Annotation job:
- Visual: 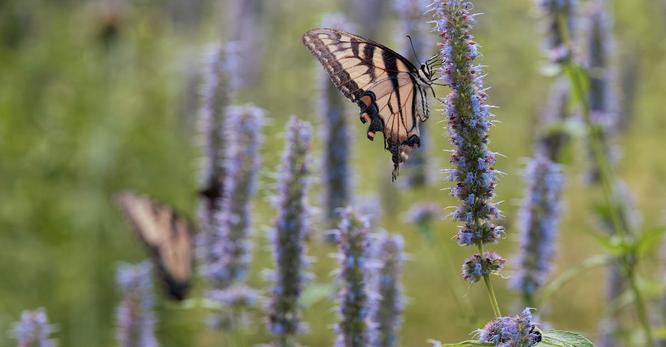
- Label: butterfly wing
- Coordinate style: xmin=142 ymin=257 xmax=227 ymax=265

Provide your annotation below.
xmin=303 ymin=28 xmax=429 ymax=178
xmin=115 ymin=192 xmax=194 ymax=301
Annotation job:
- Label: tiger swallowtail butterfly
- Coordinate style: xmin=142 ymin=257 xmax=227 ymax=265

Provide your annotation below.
xmin=302 ymin=28 xmax=438 ymax=180
xmin=115 ymin=192 xmax=194 ymax=301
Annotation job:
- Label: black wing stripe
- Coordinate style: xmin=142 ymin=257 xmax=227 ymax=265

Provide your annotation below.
xmin=362 ymin=44 xmax=376 ymax=81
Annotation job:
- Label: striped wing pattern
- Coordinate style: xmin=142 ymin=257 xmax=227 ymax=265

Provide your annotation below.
xmin=303 ymin=28 xmax=428 ymax=179
xmin=115 ymin=192 xmax=194 ymax=300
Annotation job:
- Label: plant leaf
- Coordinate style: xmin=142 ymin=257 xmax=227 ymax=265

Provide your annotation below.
xmin=634 ymin=226 xmax=666 ymax=256
xmin=540 ymin=330 xmax=595 ymax=347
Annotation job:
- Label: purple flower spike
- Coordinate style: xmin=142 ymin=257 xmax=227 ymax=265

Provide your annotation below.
xmin=478 ymin=308 xmax=541 ymax=347
xmin=197 ymin=44 xmax=230 ymax=268
xmin=319 ymin=14 xmax=353 ymax=230
xmin=202 ymin=105 xmax=264 ymax=326
xmin=434 ymin=0 xmax=505 ymax=282
xmin=13 ymin=308 xmax=56 ymax=347
xmin=336 ymin=208 xmax=372 ymax=347
xmin=368 ymin=232 xmax=405 ymax=347
xmin=511 ymin=156 xmax=563 ymax=298
xmin=267 ymin=117 xmax=312 ymax=344
xmin=535 ymin=0 xmax=578 ymax=63
xmin=402 ymin=202 xmax=442 ymax=225
xmin=536 ymin=78 xmax=571 ymax=162
xmin=462 ymin=252 xmax=505 ymax=283
xmin=116 ymin=262 xmax=158 ymax=347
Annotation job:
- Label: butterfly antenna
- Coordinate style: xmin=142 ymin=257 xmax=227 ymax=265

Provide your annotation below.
xmin=406 ymin=35 xmax=422 ymax=63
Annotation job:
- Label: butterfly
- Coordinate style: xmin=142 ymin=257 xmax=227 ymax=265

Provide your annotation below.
xmin=302 ymin=28 xmax=439 ymax=180
xmin=115 ymin=192 xmax=195 ymax=301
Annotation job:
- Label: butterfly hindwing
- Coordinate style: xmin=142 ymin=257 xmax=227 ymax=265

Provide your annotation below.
xmin=115 ymin=192 xmax=194 ymax=301
xmin=303 ymin=28 xmax=430 ymax=179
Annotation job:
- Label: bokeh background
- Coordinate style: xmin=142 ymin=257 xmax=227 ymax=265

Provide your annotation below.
xmin=1 ymin=0 xmax=666 ymax=346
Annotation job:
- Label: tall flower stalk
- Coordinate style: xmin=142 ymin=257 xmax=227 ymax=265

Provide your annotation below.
xmin=394 ymin=0 xmax=432 ymax=187
xmin=541 ymin=0 xmax=656 ymax=343
xmin=267 ymin=117 xmax=312 ymax=346
xmin=335 ymin=209 xmax=372 ymax=347
xmin=197 ymin=44 xmax=230 ymax=268
xmin=368 ymin=232 xmax=405 ymax=347
xmin=115 ymin=261 xmax=158 ymax=347
xmin=434 ymin=0 xmax=504 ymax=317
xmin=203 ymin=105 xmax=264 ymax=327
xmin=13 ymin=308 xmax=56 ymax=347
xmin=511 ymin=156 xmax=564 ymax=306
xmin=536 ymin=78 xmax=571 ymax=162
xmin=319 ymin=14 xmax=352 ymax=231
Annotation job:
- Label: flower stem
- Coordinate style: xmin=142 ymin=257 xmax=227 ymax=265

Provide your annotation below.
xmin=478 ymin=242 xmax=501 ymax=318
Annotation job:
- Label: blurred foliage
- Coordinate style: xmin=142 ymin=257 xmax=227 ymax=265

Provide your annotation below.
xmin=0 ymin=0 xmax=665 ymax=346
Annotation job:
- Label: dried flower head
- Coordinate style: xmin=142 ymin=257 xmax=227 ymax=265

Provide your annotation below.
xmin=462 ymin=252 xmax=505 ymax=283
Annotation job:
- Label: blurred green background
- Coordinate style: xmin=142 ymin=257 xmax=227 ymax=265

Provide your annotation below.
xmin=1 ymin=0 xmax=666 ymax=346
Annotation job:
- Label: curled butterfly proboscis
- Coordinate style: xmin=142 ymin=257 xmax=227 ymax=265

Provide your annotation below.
xmin=302 ymin=28 xmax=439 ymax=180
xmin=115 ymin=192 xmax=195 ymax=301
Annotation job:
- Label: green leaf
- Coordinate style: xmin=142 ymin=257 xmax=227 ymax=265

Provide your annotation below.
xmin=540 ymin=330 xmax=595 ymax=347
xmin=634 ymin=226 xmax=666 ymax=256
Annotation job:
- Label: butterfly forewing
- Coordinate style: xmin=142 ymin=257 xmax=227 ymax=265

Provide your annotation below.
xmin=115 ymin=192 xmax=194 ymax=301
xmin=303 ymin=28 xmax=430 ymax=179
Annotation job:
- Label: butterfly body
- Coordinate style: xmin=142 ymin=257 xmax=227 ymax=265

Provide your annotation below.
xmin=115 ymin=192 xmax=194 ymax=300
xmin=303 ymin=28 xmax=436 ymax=179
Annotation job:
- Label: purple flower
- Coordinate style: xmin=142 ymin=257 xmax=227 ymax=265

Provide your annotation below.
xmin=202 ymin=105 xmax=264 ymax=324
xmin=319 ymin=14 xmax=353 ymax=230
xmin=368 ymin=232 xmax=405 ymax=347
xmin=598 ymin=264 xmax=623 ymax=347
xmin=434 ymin=0 xmax=504 ymax=280
xmin=511 ymin=156 xmax=563 ymax=298
xmin=583 ymin=0 xmax=619 ymax=183
xmin=336 ymin=208 xmax=372 ymax=347
xmin=197 ymin=44 xmax=230 ymax=269
xmin=536 ymin=78 xmax=571 ymax=162
xmin=13 ymin=308 xmax=55 ymax=347
xmin=478 ymin=308 xmax=541 ymax=347
xmin=267 ymin=117 xmax=312 ymax=343
xmin=535 ymin=0 xmax=578 ymax=63
xmin=116 ymin=262 xmax=158 ymax=347
xmin=462 ymin=252 xmax=505 ymax=283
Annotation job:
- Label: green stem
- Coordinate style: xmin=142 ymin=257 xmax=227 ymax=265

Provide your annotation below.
xmin=477 ymin=242 xmax=502 ymax=317
xmin=555 ymin=11 xmax=655 ymax=347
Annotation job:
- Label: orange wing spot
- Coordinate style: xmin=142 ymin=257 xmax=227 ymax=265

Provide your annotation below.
xmin=360 ymin=94 xmax=373 ymax=106
xmin=367 ymin=131 xmax=375 ymax=141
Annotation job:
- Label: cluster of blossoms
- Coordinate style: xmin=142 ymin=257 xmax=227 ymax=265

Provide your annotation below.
xmin=434 ymin=0 xmax=504 ymax=282
xmin=536 ymin=79 xmax=571 ymax=162
xmin=511 ymin=156 xmax=564 ymax=298
xmin=335 ymin=209 xmax=372 ymax=347
xmin=203 ymin=105 xmax=264 ymax=326
xmin=368 ymin=232 xmax=405 ymax=347
xmin=115 ymin=262 xmax=157 ymax=347
xmin=266 ymin=117 xmax=312 ymax=343
xmin=478 ymin=309 xmax=542 ymax=347
xmin=197 ymin=44 xmax=229 ymax=267
xmin=535 ymin=0 xmax=578 ymax=63
xmin=13 ymin=308 xmax=55 ymax=347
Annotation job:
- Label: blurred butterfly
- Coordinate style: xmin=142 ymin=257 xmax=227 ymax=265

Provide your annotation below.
xmin=303 ymin=28 xmax=439 ymax=180
xmin=115 ymin=192 xmax=194 ymax=301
